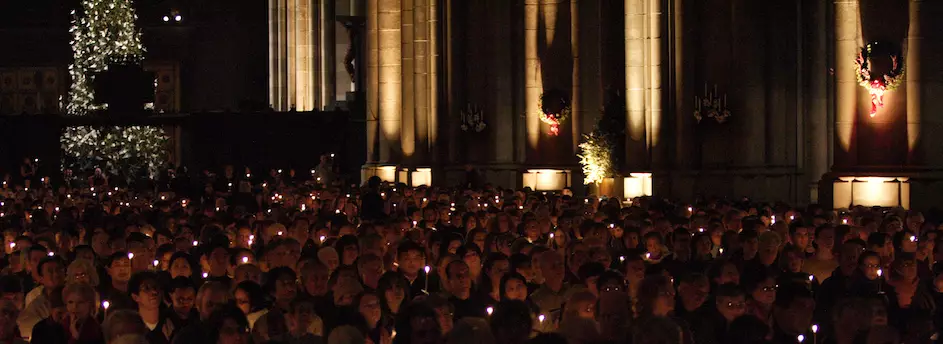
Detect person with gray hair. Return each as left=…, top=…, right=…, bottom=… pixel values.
left=103, top=310, right=146, bottom=344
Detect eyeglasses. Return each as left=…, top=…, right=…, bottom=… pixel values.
left=723, top=302, right=746, bottom=309
left=602, top=285, right=623, bottom=293
left=761, top=285, right=778, bottom=292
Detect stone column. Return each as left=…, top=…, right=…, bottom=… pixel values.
left=492, top=0, right=514, bottom=163
left=414, top=0, right=429, bottom=162
left=378, top=0, right=403, bottom=163
left=320, top=0, right=336, bottom=109
left=365, top=0, right=380, bottom=163
left=401, top=0, right=416, bottom=159
left=674, top=0, right=694, bottom=170
left=834, top=0, right=861, bottom=167
left=625, top=0, right=648, bottom=169
left=578, top=0, right=602, bottom=137
left=287, top=0, right=297, bottom=109
left=524, top=0, right=541, bottom=152
left=647, top=0, right=664, bottom=166
left=908, top=0, right=943, bottom=166
left=269, top=0, right=278, bottom=109
left=428, top=0, right=439, bottom=153
left=807, top=0, right=829, bottom=200
left=570, top=0, right=581, bottom=153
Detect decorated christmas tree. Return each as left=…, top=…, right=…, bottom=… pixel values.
left=63, top=0, right=168, bottom=179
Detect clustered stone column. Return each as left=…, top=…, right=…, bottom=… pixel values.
left=268, top=0, right=329, bottom=111
left=364, top=0, right=439, bottom=175
left=624, top=0, right=664, bottom=171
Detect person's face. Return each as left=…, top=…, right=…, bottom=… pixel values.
left=133, top=280, right=161, bottom=310
left=792, top=227, right=811, bottom=249
left=383, top=283, right=405, bottom=310
left=713, top=263, right=739, bottom=285
left=574, top=299, right=596, bottom=319
left=171, top=288, right=195, bottom=315
left=895, top=259, right=917, bottom=280
left=716, top=295, right=746, bottom=322
left=303, top=266, right=329, bottom=296
left=65, top=292, right=92, bottom=320
left=751, top=278, right=777, bottom=305
left=217, top=317, right=248, bottom=344
left=446, top=240, right=462, bottom=255
left=358, top=294, right=382, bottom=325
left=489, top=260, right=510, bottom=285
left=742, top=238, right=759, bottom=256
left=860, top=256, right=881, bottom=280
left=275, top=276, right=297, bottom=302
left=41, top=262, right=65, bottom=288
left=816, top=228, right=835, bottom=251
left=625, top=260, right=645, bottom=284
left=200, top=290, right=228, bottom=321
left=645, top=237, right=660, bottom=253
left=170, top=258, right=191, bottom=279
left=234, top=289, right=251, bottom=315
left=653, top=284, right=676, bottom=316
left=504, top=278, right=527, bottom=301
left=840, top=243, right=864, bottom=272
left=433, top=306, right=453, bottom=335
left=679, top=280, right=709, bottom=309
left=70, top=266, right=91, bottom=285
left=777, top=297, right=816, bottom=334
left=341, top=245, right=359, bottom=266
left=447, top=264, right=472, bottom=297
left=785, top=251, right=804, bottom=273
left=209, top=248, right=230, bottom=273
left=28, top=251, right=45, bottom=274
left=409, top=316, right=442, bottom=344
left=540, top=253, right=565, bottom=284
left=318, top=250, right=339, bottom=273
left=360, top=261, right=384, bottom=289
left=398, top=250, right=424, bottom=275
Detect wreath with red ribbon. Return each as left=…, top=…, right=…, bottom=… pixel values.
left=538, top=89, right=571, bottom=136
left=855, top=42, right=904, bottom=117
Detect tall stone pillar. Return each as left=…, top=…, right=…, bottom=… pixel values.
left=807, top=0, right=830, bottom=201
left=647, top=0, right=664, bottom=166
left=492, top=0, right=514, bottom=163
left=578, top=0, right=602, bottom=137
left=268, top=0, right=317, bottom=111
left=625, top=0, right=648, bottom=170
left=833, top=0, right=861, bottom=167
left=365, top=0, right=380, bottom=163
left=570, top=0, right=581, bottom=153
left=428, top=0, right=439, bottom=154
left=378, top=0, right=403, bottom=163
left=401, top=0, right=416, bottom=159
left=524, top=0, right=542, bottom=152
left=413, top=0, right=429, bottom=162
left=908, top=0, right=943, bottom=166
left=320, top=0, right=336, bottom=109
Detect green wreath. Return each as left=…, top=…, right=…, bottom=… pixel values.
left=538, top=89, right=571, bottom=136
left=855, top=42, right=904, bottom=91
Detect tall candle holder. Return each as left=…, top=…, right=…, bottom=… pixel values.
left=694, top=84, right=731, bottom=124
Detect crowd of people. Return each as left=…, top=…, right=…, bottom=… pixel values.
left=0, top=158, right=937, bottom=344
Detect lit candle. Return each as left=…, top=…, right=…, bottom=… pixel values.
left=320, top=235, right=326, bottom=243
left=424, top=266, right=431, bottom=291
left=812, top=324, right=818, bottom=343
left=910, top=235, right=917, bottom=242
left=645, top=252, right=651, bottom=260
left=619, top=256, right=625, bottom=262
left=8, top=242, right=14, bottom=249
left=797, top=334, right=804, bottom=343
left=202, top=272, right=208, bottom=279
left=486, top=307, right=494, bottom=316
left=277, top=231, right=283, bottom=236
left=538, top=314, right=546, bottom=324
left=127, top=252, right=134, bottom=260
left=192, top=240, right=198, bottom=246
left=47, top=252, right=54, bottom=257
left=102, top=300, right=110, bottom=311
left=153, top=259, right=159, bottom=268
left=242, top=257, right=249, bottom=264
left=547, top=232, right=555, bottom=246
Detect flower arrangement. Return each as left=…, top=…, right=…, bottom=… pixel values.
left=460, top=103, right=486, bottom=132
left=855, top=42, right=904, bottom=117
left=538, top=90, right=571, bottom=136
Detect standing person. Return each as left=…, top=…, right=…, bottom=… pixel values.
left=17, top=257, right=65, bottom=341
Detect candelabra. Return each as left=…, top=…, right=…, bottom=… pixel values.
left=694, top=84, right=731, bottom=124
